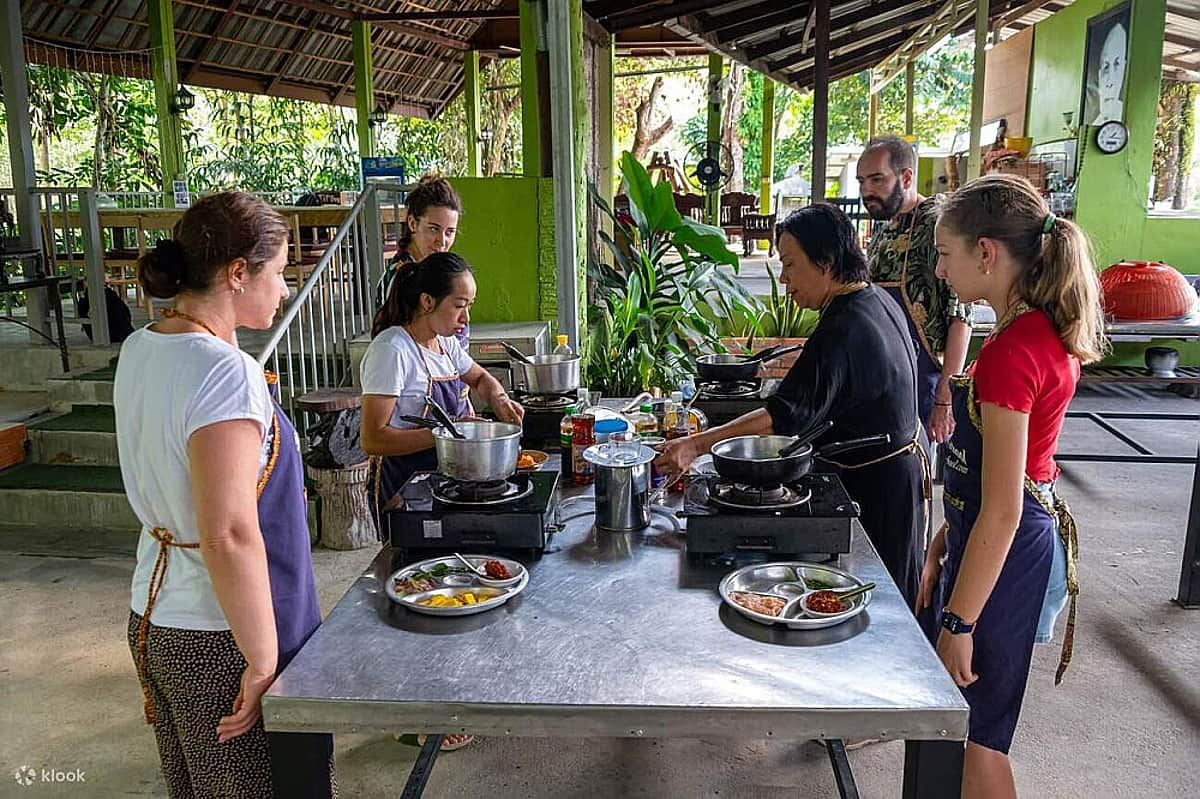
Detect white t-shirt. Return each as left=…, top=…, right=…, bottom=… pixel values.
left=115, top=326, right=273, bottom=630
left=359, top=327, right=475, bottom=426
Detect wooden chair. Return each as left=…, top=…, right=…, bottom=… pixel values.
left=719, top=192, right=758, bottom=242
left=673, top=193, right=705, bottom=222
left=742, top=213, right=777, bottom=256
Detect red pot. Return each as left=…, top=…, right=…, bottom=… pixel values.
left=1099, top=261, right=1196, bottom=321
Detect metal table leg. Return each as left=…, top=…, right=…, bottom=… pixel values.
left=1177, top=442, right=1200, bottom=608
left=399, top=734, right=442, bottom=799
left=824, top=740, right=860, bottom=799
left=903, top=740, right=963, bottom=799
left=48, top=280, right=69, bottom=372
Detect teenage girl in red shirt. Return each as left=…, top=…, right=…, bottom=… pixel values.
left=919, top=175, right=1105, bottom=798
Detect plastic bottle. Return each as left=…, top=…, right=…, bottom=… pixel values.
left=560, top=404, right=576, bottom=469
left=575, top=386, right=591, bottom=414
left=634, top=403, right=659, bottom=438
left=571, top=412, right=595, bottom=486
left=553, top=334, right=573, bottom=356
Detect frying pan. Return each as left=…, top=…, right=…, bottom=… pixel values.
left=695, top=343, right=804, bottom=383
left=710, top=432, right=891, bottom=486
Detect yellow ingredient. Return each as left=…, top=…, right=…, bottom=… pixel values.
left=462, top=593, right=477, bottom=605
left=418, top=592, right=481, bottom=608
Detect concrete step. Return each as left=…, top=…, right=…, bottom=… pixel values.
left=46, top=362, right=117, bottom=409
left=0, top=342, right=118, bottom=393
left=0, top=463, right=136, bottom=531
left=28, top=405, right=118, bottom=466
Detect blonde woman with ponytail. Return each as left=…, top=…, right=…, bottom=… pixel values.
left=917, top=175, right=1104, bottom=798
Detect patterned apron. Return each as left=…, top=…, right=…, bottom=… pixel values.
left=366, top=336, right=472, bottom=532
left=928, top=305, right=1080, bottom=754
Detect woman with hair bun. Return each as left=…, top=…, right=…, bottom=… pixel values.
left=920, top=174, right=1104, bottom=796
left=375, top=174, right=466, bottom=344
left=360, top=252, right=524, bottom=576
left=115, top=191, right=335, bottom=797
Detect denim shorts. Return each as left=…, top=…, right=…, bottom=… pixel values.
left=1032, top=481, right=1068, bottom=644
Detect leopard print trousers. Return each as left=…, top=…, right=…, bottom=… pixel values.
left=127, top=612, right=337, bottom=798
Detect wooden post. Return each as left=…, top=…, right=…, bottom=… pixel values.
left=869, top=87, right=879, bottom=139
left=352, top=20, right=375, bottom=159
left=147, top=0, right=187, bottom=199
left=597, top=34, right=616, bottom=212
left=905, top=61, right=916, bottom=137
left=464, top=50, right=482, bottom=177
left=706, top=53, right=723, bottom=225
left=812, top=0, right=830, bottom=202
left=760, top=78, right=775, bottom=215
left=967, top=0, right=988, bottom=181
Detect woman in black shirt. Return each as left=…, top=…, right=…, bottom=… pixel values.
left=656, top=204, right=926, bottom=606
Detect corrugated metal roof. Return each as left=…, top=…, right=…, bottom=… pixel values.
left=20, top=0, right=511, bottom=119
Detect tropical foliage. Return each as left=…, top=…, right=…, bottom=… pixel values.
left=586, top=152, right=763, bottom=395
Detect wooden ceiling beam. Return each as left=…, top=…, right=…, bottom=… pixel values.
left=712, top=4, right=809, bottom=47
left=185, top=1, right=245, bottom=83
left=744, top=0, right=925, bottom=64
left=359, top=10, right=518, bottom=23
left=789, top=30, right=916, bottom=88
left=586, top=1, right=663, bottom=23
left=605, top=0, right=745, bottom=32
left=769, top=9, right=933, bottom=73
left=273, top=0, right=472, bottom=50
left=702, top=0, right=802, bottom=36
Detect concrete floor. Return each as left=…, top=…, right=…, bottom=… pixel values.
left=2, top=385, right=1198, bottom=798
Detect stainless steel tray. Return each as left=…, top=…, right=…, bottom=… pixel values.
left=718, top=561, right=871, bottom=630
left=385, top=554, right=529, bottom=617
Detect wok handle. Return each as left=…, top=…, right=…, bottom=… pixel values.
left=501, top=341, right=533, bottom=364
left=756, top=343, right=803, bottom=363
left=400, top=415, right=440, bottom=430
left=816, top=433, right=891, bottom=458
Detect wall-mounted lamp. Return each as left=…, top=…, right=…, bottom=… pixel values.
left=1062, top=110, right=1077, bottom=137
left=170, top=85, right=195, bottom=115
left=367, top=105, right=388, bottom=127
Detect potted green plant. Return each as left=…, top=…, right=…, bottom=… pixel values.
left=721, top=267, right=819, bottom=379
left=586, top=152, right=761, bottom=396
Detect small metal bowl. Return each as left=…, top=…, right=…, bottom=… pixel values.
left=473, top=556, right=526, bottom=588
left=800, top=590, right=862, bottom=619
left=517, top=449, right=550, bottom=471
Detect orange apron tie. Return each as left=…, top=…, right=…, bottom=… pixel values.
left=135, top=527, right=200, bottom=724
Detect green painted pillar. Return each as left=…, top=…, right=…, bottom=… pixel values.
left=464, top=50, right=482, bottom=177
left=904, top=61, right=915, bottom=137
left=760, top=78, right=775, bottom=215
left=352, top=20, right=375, bottom=159
left=706, top=53, right=723, bottom=225
left=519, top=0, right=548, bottom=177
left=147, top=0, right=186, bottom=199
left=967, top=0, right=988, bottom=180
left=597, top=35, right=616, bottom=211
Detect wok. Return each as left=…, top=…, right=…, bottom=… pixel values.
left=710, top=432, right=891, bottom=486
left=696, top=344, right=803, bottom=383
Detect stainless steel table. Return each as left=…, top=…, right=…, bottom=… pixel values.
left=265, top=497, right=969, bottom=798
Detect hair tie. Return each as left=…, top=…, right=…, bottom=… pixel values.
left=153, top=238, right=186, bottom=284
left=1041, top=213, right=1056, bottom=235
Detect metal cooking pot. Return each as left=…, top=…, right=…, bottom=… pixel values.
left=584, top=443, right=658, bottom=531
left=710, top=433, right=891, bottom=486
left=400, top=417, right=523, bottom=482
left=512, top=354, right=581, bottom=394
left=695, top=344, right=803, bottom=383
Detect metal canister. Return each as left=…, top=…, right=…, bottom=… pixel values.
left=641, top=435, right=667, bottom=488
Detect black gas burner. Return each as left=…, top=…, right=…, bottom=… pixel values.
left=710, top=481, right=812, bottom=511
left=513, top=389, right=573, bottom=412
left=698, top=380, right=761, bottom=399
left=431, top=477, right=534, bottom=506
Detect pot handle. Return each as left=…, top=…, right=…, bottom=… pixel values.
left=816, top=433, right=891, bottom=458
left=425, top=394, right=466, bottom=439
left=400, top=415, right=440, bottom=430
left=501, top=341, right=533, bottom=364
left=755, top=343, right=803, bottom=363
left=747, top=344, right=780, bottom=362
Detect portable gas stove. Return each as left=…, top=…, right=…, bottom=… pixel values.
left=512, top=389, right=574, bottom=450
left=691, top=378, right=781, bottom=426
left=386, top=470, right=559, bottom=560
left=679, top=471, right=859, bottom=562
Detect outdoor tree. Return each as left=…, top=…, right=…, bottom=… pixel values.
left=481, top=58, right=522, bottom=176
left=721, top=62, right=746, bottom=191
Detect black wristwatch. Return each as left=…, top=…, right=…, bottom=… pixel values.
left=940, top=610, right=975, bottom=635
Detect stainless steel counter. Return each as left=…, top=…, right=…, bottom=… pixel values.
left=264, top=498, right=968, bottom=745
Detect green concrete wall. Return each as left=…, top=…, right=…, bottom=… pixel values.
left=1028, top=0, right=1200, bottom=366
left=449, top=176, right=556, bottom=326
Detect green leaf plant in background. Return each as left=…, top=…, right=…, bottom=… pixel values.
left=754, top=264, right=819, bottom=339
left=585, top=151, right=763, bottom=396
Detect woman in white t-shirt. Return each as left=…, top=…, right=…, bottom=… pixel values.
left=115, top=192, right=334, bottom=797
left=360, top=251, right=524, bottom=532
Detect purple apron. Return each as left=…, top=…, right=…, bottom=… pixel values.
left=366, top=346, right=472, bottom=530
left=926, top=358, right=1079, bottom=755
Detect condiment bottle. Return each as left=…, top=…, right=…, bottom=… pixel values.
left=560, top=404, right=576, bottom=477
left=571, top=412, right=595, bottom=486
left=553, top=334, right=573, bottom=356
left=634, top=403, right=658, bottom=438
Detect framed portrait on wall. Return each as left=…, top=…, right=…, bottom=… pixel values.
left=1080, top=2, right=1131, bottom=127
